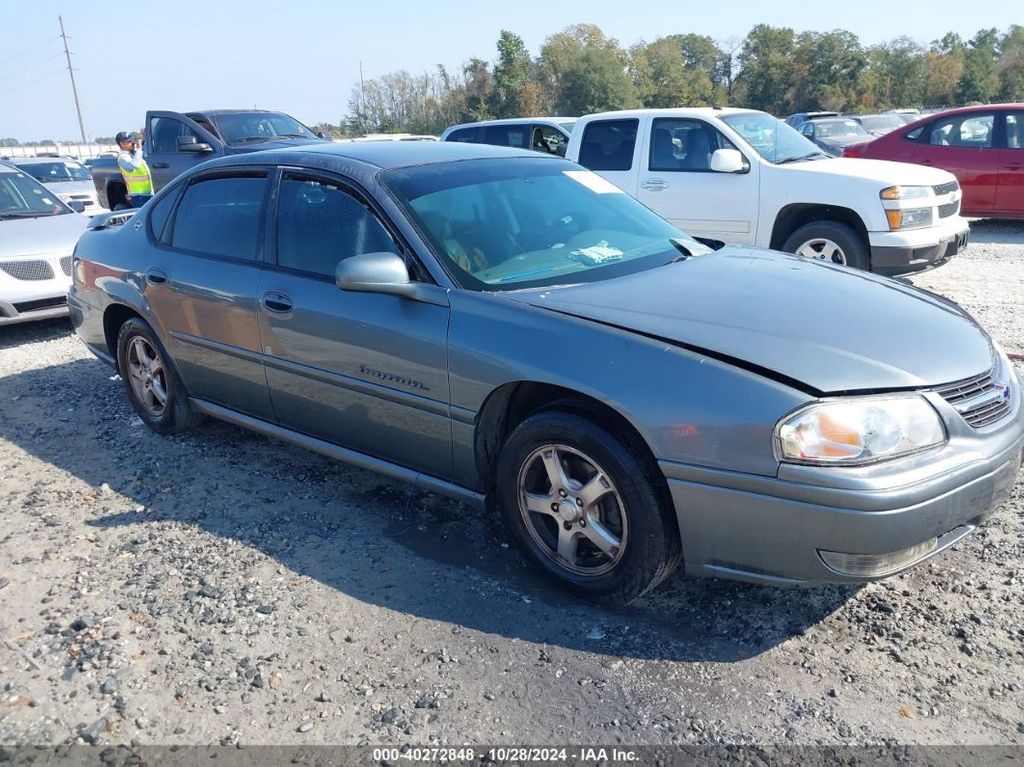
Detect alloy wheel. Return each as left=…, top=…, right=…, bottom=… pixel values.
left=125, top=336, right=168, bottom=418
left=796, top=237, right=847, bottom=265
left=516, top=444, right=628, bottom=576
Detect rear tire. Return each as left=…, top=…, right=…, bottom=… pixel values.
left=495, top=408, right=681, bottom=604
left=783, top=220, right=869, bottom=270
left=116, top=318, right=200, bottom=435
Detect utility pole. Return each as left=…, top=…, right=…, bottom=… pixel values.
left=59, top=15, right=87, bottom=144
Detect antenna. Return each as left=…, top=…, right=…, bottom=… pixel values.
left=59, top=15, right=87, bottom=143
left=359, top=61, right=366, bottom=133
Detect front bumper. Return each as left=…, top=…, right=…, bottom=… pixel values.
left=662, top=393, right=1024, bottom=586
left=869, top=217, right=971, bottom=276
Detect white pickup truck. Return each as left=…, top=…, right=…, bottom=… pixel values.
left=565, top=108, right=970, bottom=274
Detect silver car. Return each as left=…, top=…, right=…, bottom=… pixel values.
left=11, top=157, right=103, bottom=216
left=68, top=143, right=1023, bottom=602
left=0, top=163, right=88, bottom=326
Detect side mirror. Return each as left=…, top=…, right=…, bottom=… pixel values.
left=316, top=131, right=327, bottom=140
left=177, top=135, right=213, bottom=153
left=336, top=251, right=415, bottom=298
left=710, top=148, right=747, bottom=174
left=66, top=199, right=86, bottom=213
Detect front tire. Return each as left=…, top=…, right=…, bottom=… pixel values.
left=496, top=408, right=681, bottom=604
left=116, top=318, right=199, bottom=435
left=783, top=220, right=869, bottom=270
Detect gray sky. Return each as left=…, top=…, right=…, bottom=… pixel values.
left=1, top=0, right=1018, bottom=141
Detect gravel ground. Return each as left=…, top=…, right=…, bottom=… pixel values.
left=0, top=220, right=1022, bottom=748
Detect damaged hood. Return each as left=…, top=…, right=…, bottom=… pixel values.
left=506, top=246, right=993, bottom=393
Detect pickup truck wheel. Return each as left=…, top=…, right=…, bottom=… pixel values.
left=495, top=409, right=681, bottom=604
left=116, top=318, right=200, bottom=435
left=783, top=221, right=869, bottom=270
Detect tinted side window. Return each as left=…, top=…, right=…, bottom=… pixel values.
left=533, top=125, right=568, bottom=156
left=480, top=125, right=530, bottom=149
left=149, top=116, right=198, bottom=154
left=147, top=184, right=179, bottom=241
left=446, top=128, right=478, bottom=143
left=1006, top=113, right=1024, bottom=149
left=578, top=119, right=638, bottom=171
left=276, top=174, right=397, bottom=277
left=928, top=113, right=995, bottom=148
left=649, top=118, right=739, bottom=172
left=170, top=175, right=267, bottom=260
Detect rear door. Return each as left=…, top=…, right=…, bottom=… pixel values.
left=145, top=111, right=224, bottom=191
left=995, top=111, right=1024, bottom=216
left=146, top=169, right=273, bottom=419
left=635, top=117, right=758, bottom=243
left=257, top=168, right=453, bottom=479
left=909, top=112, right=999, bottom=214
left=574, top=118, right=640, bottom=194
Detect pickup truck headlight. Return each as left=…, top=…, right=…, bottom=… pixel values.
left=880, top=185, right=931, bottom=200
left=776, top=396, right=945, bottom=465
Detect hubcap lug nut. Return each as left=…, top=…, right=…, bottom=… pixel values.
left=579, top=518, right=587, bottom=527
left=562, top=521, right=572, bottom=531
left=551, top=503, right=559, bottom=512
left=558, top=489, right=567, bottom=498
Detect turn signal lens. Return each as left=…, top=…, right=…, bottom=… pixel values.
left=776, top=396, right=945, bottom=465
left=886, top=209, right=903, bottom=229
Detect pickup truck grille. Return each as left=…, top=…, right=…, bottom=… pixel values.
left=938, top=200, right=960, bottom=218
left=60, top=255, right=73, bottom=276
left=935, top=369, right=1013, bottom=429
left=0, top=260, right=55, bottom=281
left=932, top=180, right=959, bottom=196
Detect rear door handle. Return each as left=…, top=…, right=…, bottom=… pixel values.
left=261, top=291, right=294, bottom=314
left=1007, top=163, right=1023, bottom=171
left=151, top=162, right=169, bottom=169
left=146, top=268, right=167, bottom=284
left=640, top=178, right=669, bottom=191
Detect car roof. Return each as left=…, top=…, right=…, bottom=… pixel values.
left=206, top=140, right=547, bottom=171
left=914, top=103, right=1022, bottom=117
left=446, top=117, right=576, bottom=129
left=11, top=156, right=79, bottom=165
left=579, top=107, right=761, bottom=121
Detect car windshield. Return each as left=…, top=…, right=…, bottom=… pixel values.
left=558, top=120, right=577, bottom=133
left=815, top=119, right=871, bottom=138
left=208, top=112, right=318, bottom=145
left=857, top=115, right=905, bottom=133
left=720, top=113, right=823, bottom=164
left=18, top=160, right=90, bottom=182
left=0, top=171, right=70, bottom=218
left=383, top=158, right=710, bottom=291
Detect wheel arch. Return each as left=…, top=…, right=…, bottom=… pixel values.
left=770, top=203, right=870, bottom=253
left=102, top=303, right=145, bottom=359
left=473, top=381, right=665, bottom=498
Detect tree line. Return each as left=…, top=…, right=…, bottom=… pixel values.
left=335, top=23, right=1024, bottom=137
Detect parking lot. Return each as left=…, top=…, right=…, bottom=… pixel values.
left=0, top=220, right=1022, bottom=747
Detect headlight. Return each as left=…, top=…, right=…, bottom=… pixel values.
left=776, top=396, right=945, bottom=465
left=885, top=206, right=933, bottom=230
left=880, top=185, right=931, bottom=200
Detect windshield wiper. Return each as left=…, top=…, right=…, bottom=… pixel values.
left=276, top=133, right=313, bottom=139
left=0, top=211, right=53, bottom=219
left=776, top=152, right=828, bottom=165
left=231, top=136, right=275, bottom=144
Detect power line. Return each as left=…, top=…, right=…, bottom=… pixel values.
left=0, top=37, right=59, bottom=67
left=0, top=52, right=66, bottom=85
left=0, top=68, right=66, bottom=98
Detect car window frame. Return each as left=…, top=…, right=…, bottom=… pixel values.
left=265, top=165, right=433, bottom=286
left=1004, top=111, right=1024, bottom=150
left=146, top=177, right=186, bottom=244
left=648, top=117, right=748, bottom=174
left=925, top=111, right=998, bottom=149
left=163, top=167, right=273, bottom=264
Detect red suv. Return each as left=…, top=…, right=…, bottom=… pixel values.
left=844, top=104, right=1024, bottom=219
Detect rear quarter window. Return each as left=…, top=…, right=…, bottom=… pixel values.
left=578, top=119, right=638, bottom=171
left=445, top=127, right=478, bottom=143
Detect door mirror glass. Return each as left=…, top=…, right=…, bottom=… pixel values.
left=176, top=135, right=213, bottom=153
left=710, top=148, right=746, bottom=173
left=66, top=199, right=86, bottom=213
left=336, top=251, right=414, bottom=297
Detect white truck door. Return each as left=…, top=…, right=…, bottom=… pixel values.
left=573, top=117, right=642, bottom=195
left=635, top=116, right=759, bottom=244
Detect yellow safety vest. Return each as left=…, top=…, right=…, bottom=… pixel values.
left=120, top=155, right=153, bottom=196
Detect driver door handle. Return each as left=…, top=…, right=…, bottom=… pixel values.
left=261, top=291, right=294, bottom=314
left=151, top=162, right=169, bottom=169
left=640, top=178, right=669, bottom=191
left=146, top=268, right=167, bottom=284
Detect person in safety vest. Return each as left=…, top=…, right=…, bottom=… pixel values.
left=115, top=131, right=153, bottom=209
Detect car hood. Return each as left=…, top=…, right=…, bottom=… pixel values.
left=784, top=156, right=955, bottom=186
left=0, top=212, right=88, bottom=257
left=40, top=180, right=96, bottom=198
left=506, top=247, right=993, bottom=393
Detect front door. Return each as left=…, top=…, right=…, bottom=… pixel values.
left=145, top=112, right=223, bottom=192
left=995, top=111, right=1024, bottom=217
left=257, top=169, right=453, bottom=479
left=635, top=117, right=758, bottom=244
left=145, top=169, right=273, bottom=419
left=910, top=111, right=999, bottom=215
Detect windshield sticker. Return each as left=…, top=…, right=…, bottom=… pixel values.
left=41, top=197, right=54, bottom=204
left=562, top=170, right=624, bottom=195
